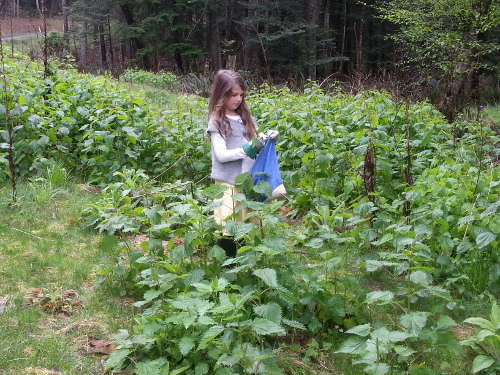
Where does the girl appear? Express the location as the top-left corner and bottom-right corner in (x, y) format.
(206, 69), (277, 256)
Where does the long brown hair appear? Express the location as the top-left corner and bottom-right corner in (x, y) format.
(208, 70), (256, 139)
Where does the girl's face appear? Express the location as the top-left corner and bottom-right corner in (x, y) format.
(223, 85), (244, 115)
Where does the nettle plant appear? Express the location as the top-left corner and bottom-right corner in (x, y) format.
(461, 300), (500, 374)
(0, 49), (209, 184)
(337, 262), (460, 374)
(93, 177), (365, 374)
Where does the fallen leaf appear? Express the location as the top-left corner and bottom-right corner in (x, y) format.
(87, 339), (115, 355)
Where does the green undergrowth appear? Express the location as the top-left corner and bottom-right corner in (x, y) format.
(0, 179), (135, 375)
(1, 50), (500, 374)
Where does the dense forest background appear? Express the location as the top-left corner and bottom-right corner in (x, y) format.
(2, 0), (500, 120)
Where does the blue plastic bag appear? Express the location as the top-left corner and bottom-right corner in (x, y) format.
(249, 139), (286, 201)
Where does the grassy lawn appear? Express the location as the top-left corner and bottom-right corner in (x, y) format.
(0, 177), (133, 375)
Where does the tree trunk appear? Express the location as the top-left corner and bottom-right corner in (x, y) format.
(80, 20), (88, 68)
(107, 16), (114, 70)
(307, 0), (320, 80)
(209, 5), (222, 72)
(339, 0), (347, 73)
(98, 23), (108, 69)
(355, 2), (365, 74)
(62, 0), (69, 34)
(119, 4), (149, 69)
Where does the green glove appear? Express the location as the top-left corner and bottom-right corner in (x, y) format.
(242, 138), (265, 159)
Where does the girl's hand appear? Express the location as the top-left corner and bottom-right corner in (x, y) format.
(267, 130), (280, 140)
(242, 138), (265, 159)
(258, 130), (280, 143)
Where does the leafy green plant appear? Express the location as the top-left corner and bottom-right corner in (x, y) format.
(461, 300), (500, 374)
(121, 69), (181, 91)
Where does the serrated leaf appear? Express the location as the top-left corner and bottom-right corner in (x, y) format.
(276, 286), (297, 304)
(365, 290), (394, 305)
(144, 207), (161, 224)
(179, 336), (196, 356)
(254, 268), (279, 288)
(463, 317), (496, 331)
(408, 270), (430, 286)
(202, 184), (228, 199)
(456, 240), (473, 254)
(208, 245), (226, 262)
(372, 233), (393, 245)
(191, 282), (213, 293)
(437, 315), (457, 326)
(105, 348), (131, 370)
(194, 363), (210, 375)
(400, 312), (429, 335)
(480, 201), (500, 218)
(335, 337), (367, 354)
(143, 289), (163, 302)
(346, 324), (371, 337)
(250, 318), (286, 335)
(254, 302), (282, 323)
(225, 221), (254, 239)
(170, 365), (191, 375)
(426, 286), (453, 301)
(200, 325), (225, 345)
(364, 362), (390, 375)
(304, 238), (324, 248)
(282, 319), (306, 330)
(472, 355), (494, 373)
(476, 232), (497, 249)
(135, 358), (168, 375)
(372, 327), (411, 342)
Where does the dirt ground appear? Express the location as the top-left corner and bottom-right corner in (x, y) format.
(1, 17), (63, 35)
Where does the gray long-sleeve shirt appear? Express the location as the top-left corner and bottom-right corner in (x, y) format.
(207, 116), (256, 184)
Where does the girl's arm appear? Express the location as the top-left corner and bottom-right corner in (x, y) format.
(210, 132), (247, 162)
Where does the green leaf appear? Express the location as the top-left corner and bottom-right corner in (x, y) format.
(225, 221), (254, 239)
(202, 184), (228, 200)
(426, 286), (453, 301)
(195, 363), (210, 375)
(480, 201), (500, 218)
(345, 324), (371, 337)
(463, 317), (496, 331)
(144, 207), (161, 224)
(476, 231), (497, 249)
(105, 348), (131, 370)
(143, 289), (163, 302)
(254, 302), (282, 323)
(282, 319), (307, 330)
(254, 268), (279, 288)
(472, 355), (494, 373)
(437, 315), (457, 327)
(170, 365), (191, 375)
(491, 301), (500, 326)
(408, 270), (430, 286)
(304, 238), (324, 248)
(208, 245), (226, 262)
(335, 337), (367, 354)
(364, 363), (390, 375)
(400, 312), (430, 335)
(99, 235), (119, 251)
(135, 358), (168, 375)
(179, 336), (196, 356)
(365, 290), (394, 305)
(200, 325), (225, 345)
(250, 318), (286, 335)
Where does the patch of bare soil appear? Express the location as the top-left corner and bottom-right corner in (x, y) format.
(1, 17), (63, 35)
